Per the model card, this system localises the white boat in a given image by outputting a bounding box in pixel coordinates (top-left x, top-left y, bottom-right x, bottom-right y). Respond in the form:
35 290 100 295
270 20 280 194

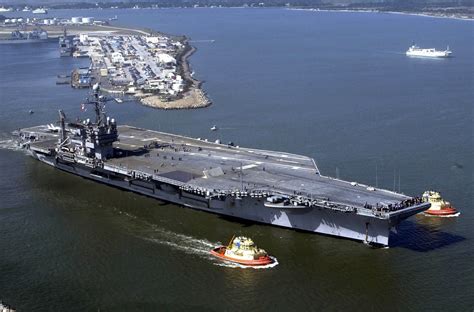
115 98 123 103
0 301 16 312
32 8 48 14
0 7 12 12
210 125 217 131
406 45 452 58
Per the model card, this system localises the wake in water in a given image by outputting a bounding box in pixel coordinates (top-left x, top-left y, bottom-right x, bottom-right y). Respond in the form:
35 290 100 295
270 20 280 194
0 138 23 152
132 221 278 269
141 228 217 260
189 39 215 43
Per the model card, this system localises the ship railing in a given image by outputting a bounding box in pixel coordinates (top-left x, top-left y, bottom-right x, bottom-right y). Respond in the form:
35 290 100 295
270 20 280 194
104 163 187 187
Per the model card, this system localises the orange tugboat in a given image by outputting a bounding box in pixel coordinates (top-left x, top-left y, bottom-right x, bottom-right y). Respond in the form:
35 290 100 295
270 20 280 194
422 191 458 216
211 236 274 266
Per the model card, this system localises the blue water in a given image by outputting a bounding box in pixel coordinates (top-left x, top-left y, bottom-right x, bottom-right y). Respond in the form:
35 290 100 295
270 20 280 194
0 8 472 311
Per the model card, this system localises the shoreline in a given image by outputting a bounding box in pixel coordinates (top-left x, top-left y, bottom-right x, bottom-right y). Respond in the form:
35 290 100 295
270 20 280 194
2 6 471 21
288 8 473 22
0 21 211 110
0 23 153 40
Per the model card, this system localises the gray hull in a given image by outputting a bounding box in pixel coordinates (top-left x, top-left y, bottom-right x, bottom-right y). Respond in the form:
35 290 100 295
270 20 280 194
0 38 56 44
33 151 395 245
19 117 429 247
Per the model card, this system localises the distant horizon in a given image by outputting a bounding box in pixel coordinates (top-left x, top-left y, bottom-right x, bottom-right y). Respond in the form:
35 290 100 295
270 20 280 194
0 0 472 21
0 0 471 7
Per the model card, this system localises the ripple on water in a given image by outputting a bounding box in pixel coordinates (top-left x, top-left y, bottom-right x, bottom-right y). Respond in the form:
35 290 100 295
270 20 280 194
114 209 279 270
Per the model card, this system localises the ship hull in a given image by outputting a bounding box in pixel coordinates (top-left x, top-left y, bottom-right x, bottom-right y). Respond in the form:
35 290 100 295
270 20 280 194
406 52 451 58
424 208 457 216
31 151 396 246
0 38 56 45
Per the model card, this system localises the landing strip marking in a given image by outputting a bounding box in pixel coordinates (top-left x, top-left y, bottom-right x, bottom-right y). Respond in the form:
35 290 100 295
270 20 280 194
238 164 259 170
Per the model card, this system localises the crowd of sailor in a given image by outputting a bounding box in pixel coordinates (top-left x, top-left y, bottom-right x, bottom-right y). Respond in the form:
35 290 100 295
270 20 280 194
364 196 424 213
180 182 424 215
179 184 357 213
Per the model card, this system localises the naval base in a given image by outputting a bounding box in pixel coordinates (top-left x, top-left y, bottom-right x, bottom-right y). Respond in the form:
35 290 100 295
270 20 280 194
16 86 430 246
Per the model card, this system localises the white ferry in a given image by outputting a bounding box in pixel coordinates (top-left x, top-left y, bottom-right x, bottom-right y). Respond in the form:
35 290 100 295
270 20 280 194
406 45 452 58
32 8 48 14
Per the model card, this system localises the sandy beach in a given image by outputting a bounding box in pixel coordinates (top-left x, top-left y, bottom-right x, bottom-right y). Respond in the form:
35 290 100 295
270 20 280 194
140 87 211 110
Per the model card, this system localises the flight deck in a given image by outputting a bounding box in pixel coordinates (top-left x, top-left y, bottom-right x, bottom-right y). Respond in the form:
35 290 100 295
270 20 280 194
16 92 429 246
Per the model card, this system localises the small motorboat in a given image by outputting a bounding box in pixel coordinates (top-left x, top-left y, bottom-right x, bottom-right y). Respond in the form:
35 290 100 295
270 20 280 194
422 190 458 216
210 125 217 131
211 236 274 266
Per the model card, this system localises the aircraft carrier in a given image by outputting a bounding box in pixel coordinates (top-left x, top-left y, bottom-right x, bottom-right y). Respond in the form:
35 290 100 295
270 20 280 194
15 86 430 246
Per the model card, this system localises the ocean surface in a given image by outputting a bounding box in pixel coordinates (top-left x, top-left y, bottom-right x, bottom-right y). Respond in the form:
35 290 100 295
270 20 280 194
0 8 472 311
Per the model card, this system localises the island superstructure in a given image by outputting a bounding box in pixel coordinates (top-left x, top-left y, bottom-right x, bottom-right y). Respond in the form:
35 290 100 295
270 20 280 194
15 86 429 246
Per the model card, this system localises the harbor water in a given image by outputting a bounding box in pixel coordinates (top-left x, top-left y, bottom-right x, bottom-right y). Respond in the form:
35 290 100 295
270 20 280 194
0 8 472 311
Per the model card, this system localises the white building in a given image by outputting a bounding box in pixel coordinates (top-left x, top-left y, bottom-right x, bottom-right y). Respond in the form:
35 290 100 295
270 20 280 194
111 52 124 64
157 53 176 65
79 34 89 43
145 36 169 45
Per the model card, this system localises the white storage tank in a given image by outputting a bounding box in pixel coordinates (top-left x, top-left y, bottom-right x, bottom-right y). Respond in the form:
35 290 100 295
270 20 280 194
71 17 81 24
82 17 93 24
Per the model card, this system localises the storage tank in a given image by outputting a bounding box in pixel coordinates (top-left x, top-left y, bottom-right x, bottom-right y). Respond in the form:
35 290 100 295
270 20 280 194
71 17 81 24
82 17 93 24
100 68 108 77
